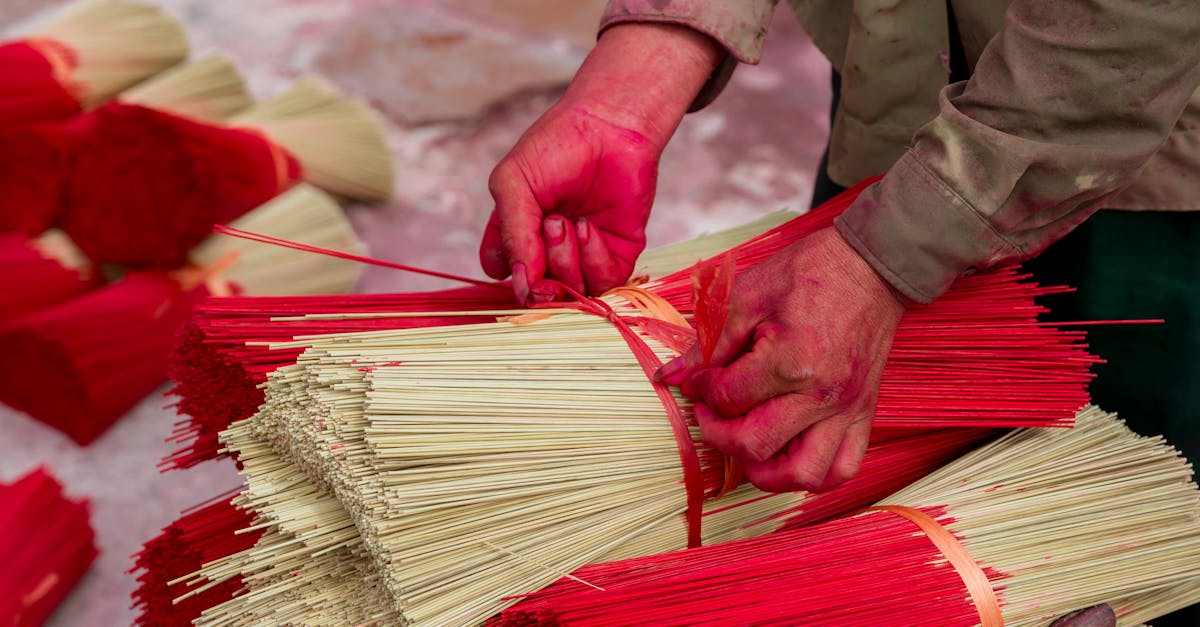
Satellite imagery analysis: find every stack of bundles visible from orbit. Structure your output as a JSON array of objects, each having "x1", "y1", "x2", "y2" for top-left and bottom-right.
[
  {"x1": 0, "y1": 0, "x2": 187, "y2": 126},
  {"x1": 0, "y1": 467, "x2": 97, "y2": 625},
  {"x1": 0, "y1": 0, "x2": 389, "y2": 442},
  {"x1": 134, "y1": 184, "x2": 1124, "y2": 625},
  {"x1": 495, "y1": 407, "x2": 1200, "y2": 626},
  {"x1": 0, "y1": 0, "x2": 188, "y2": 236}
]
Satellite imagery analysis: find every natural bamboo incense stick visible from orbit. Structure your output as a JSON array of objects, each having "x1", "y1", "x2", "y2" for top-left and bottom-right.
[
  {"x1": 495, "y1": 406, "x2": 1200, "y2": 627},
  {"x1": 189, "y1": 184, "x2": 367, "y2": 296},
  {"x1": 119, "y1": 54, "x2": 252, "y2": 121},
  {"x1": 229, "y1": 77, "x2": 394, "y2": 202},
  {"x1": 26, "y1": 0, "x2": 188, "y2": 108},
  {"x1": 0, "y1": 467, "x2": 97, "y2": 625}
]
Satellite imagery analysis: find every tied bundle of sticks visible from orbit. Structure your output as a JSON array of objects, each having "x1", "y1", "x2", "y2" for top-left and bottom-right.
[
  {"x1": 0, "y1": 45, "x2": 246, "y2": 238},
  {"x1": 0, "y1": 0, "x2": 187, "y2": 126},
  {"x1": 57, "y1": 76, "x2": 392, "y2": 268},
  {"x1": 0, "y1": 467, "x2": 97, "y2": 626},
  {"x1": 0, "y1": 185, "x2": 367, "y2": 444},
  {"x1": 495, "y1": 406, "x2": 1200, "y2": 626},
  {"x1": 141, "y1": 185, "x2": 1136, "y2": 625}
]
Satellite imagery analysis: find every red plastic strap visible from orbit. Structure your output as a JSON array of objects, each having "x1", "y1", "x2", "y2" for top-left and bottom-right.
[
  {"x1": 691, "y1": 255, "x2": 742, "y2": 497},
  {"x1": 556, "y1": 283, "x2": 706, "y2": 548}
]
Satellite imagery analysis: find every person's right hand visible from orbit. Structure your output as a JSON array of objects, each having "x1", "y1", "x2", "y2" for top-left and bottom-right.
[
  {"x1": 480, "y1": 23, "x2": 722, "y2": 304},
  {"x1": 480, "y1": 101, "x2": 660, "y2": 302}
]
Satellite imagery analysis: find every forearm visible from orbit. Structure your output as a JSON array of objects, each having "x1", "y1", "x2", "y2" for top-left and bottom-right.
[
  {"x1": 563, "y1": 23, "x2": 722, "y2": 149},
  {"x1": 837, "y1": 0, "x2": 1200, "y2": 303}
]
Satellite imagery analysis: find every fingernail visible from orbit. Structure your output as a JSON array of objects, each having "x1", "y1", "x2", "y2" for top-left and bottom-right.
[
  {"x1": 544, "y1": 216, "x2": 565, "y2": 245},
  {"x1": 512, "y1": 262, "x2": 530, "y2": 304},
  {"x1": 575, "y1": 218, "x2": 589, "y2": 244},
  {"x1": 655, "y1": 358, "x2": 683, "y2": 383}
]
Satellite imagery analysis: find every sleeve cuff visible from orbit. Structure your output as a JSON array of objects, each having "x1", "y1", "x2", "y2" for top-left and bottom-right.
[
  {"x1": 833, "y1": 152, "x2": 1021, "y2": 304},
  {"x1": 600, "y1": 1, "x2": 773, "y2": 65}
]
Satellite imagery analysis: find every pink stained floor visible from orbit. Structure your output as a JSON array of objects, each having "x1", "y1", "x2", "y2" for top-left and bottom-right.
[{"x1": 0, "y1": 1, "x2": 831, "y2": 624}]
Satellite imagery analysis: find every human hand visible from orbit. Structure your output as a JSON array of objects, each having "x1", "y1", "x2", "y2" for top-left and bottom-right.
[
  {"x1": 480, "y1": 23, "x2": 721, "y2": 304},
  {"x1": 1049, "y1": 604, "x2": 1116, "y2": 627},
  {"x1": 657, "y1": 227, "x2": 906, "y2": 492}
]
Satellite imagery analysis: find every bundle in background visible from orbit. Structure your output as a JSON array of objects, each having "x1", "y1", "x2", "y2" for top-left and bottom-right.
[
  {"x1": 187, "y1": 183, "x2": 368, "y2": 296},
  {"x1": 0, "y1": 230, "x2": 98, "y2": 322},
  {"x1": 0, "y1": 271, "x2": 210, "y2": 444},
  {"x1": 57, "y1": 76, "x2": 391, "y2": 268},
  {"x1": 118, "y1": 54, "x2": 252, "y2": 122},
  {"x1": 0, "y1": 467, "x2": 97, "y2": 626},
  {"x1": 495, "y1": 406, "x2": 1200, "y2": 627},
  {"x1": 0, "y1": 0, "x2": 187, "y2": 126},
  {"x1": 0, "y1": 116, "x2": 90, "y2": 236}
]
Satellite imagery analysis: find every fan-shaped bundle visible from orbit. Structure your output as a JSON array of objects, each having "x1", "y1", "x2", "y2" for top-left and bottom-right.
[
  {"x1": 131, "y1": 491, "x2": 263, "y2": 627},
  {"x1": 494, "y1": 406, "x2": 1200, "y2": 626},
  {"x1": 0, "y1": 271, "x2": 210, "y2": 444},
  {"x1": 227, "y1": 77, "x2": 394, "y2": 202},
  {"x1": 0, "y1": 230, "x2": 97, "y2": 322},
  {"x1": 0, "y1": 0, "x2": 187, "y2": 126},
  {"x1": 188, "y1": 184, "x2": 368, "y2": 296},
  {"x1": 119, "y1": 54, "x2": 252, "y2": 122},
  {"x1": 57, "y1": 101, "x2": 302, "y2": 267},
  {"x1": 0, "y1": 466, "x2": 97, "y2": 626}
]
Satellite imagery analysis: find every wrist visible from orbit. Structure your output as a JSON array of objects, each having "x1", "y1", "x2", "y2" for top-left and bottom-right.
[
  {"x1": 563, "y1": 23, "x2": 721, "y2": 149},
  {"x1": 814, "y1": 227, "x2": 910, "y2": 311}
]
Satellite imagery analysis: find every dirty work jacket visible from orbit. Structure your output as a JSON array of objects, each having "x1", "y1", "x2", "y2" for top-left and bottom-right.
[{"x1": 601, "y1": 0, "x2": 1200, "y2": 302}]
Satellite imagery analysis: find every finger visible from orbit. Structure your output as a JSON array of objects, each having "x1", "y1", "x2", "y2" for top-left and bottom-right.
[
  {"x1": 697, "y1": 394, "x2": 828, "y2": 462},
  {"x1": 741, "y1": 417, "x2": 850, "y2": 493},
  {"x1": 813, "y1": 414, "x2": 872, "y2": 491},
  {"x1": 656, "y1": 311, "x2": 759, "y2": 388},
  {"x1": 1049, "y1": 605, "x2": 1116, "y2": 627},
  {"x1": 576, "y1": 218, "x2": 629, "y2": 295},
  {"x1": 528, "y1": 277, "x2": 565, "y2": 304},
  {"x1": 689, "y1": 343, "x2": 810, "y2": 418},
  {"x1": 543, "y1": 215, "x2": 584, "y2": 294},
  {"x1": 479, "y1": 211, "x2": 509, "y2": 280},
  {"x1": 488, "y1": 164, "x2": 547, "y2": 301}
]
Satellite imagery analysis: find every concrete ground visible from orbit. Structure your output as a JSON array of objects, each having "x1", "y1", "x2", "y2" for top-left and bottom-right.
[{"x1": 0, "y1": 1, "x2": 830, "y2": 624}]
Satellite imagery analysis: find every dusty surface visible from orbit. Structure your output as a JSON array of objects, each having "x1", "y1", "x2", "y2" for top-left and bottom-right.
[{"x1": 0, "y1": 1, "x2": 830, "y2": 624}]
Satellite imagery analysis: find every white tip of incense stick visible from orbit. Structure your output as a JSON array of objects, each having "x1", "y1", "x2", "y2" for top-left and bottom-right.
[
  {"x1": 120, "y1": 54, "x2": 252, "y2": 121},
  {"x1": 229, "y1": 77, "x2": 395, "y2": 203},
  {"x1": 635, "y1": 209, "x2": 797, "y2": 280},
  {"x1": 32, "y1": 229, "x2": 92, "y2": 277},
  {"x1": 31, "y1": 0, "x2": 189, "y2": 107},
  {"x1": 190, "y1": 184, "x2": 367, "y2": 296}
]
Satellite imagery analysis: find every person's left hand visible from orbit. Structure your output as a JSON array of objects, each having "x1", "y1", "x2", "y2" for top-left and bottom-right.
[{"x1": 656, "y1": 226, "x2": 906, "y2": 493}]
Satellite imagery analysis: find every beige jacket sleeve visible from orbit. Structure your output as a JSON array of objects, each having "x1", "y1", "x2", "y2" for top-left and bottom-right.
[
  {"x1": 600, "y1": 0, "x2": 778, "y2": 110},
  {"x1": 836, "y1": 1, "x2": 1200, "y2": 303}
]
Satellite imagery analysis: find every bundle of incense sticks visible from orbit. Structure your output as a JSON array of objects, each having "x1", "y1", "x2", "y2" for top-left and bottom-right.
[
  {"x1": 0, "y1": 0, "x2": 187, "y2": 125},
  {"x1": 130, "y1": 491, "x2": 263, "y2": 627},
  {"x1": 56, "y1": 76, "x2": 391, "y2": 268},
  {"x1": 0, "y1": 271, "x2": 210, "y2": 444},
  {"x1": 118, "y1": 54, "x2": 252, "y2": 122},
  {"x1": 0, "y1": 230, "x2": 97, "y2": 322},
  {"x1": 0, "y1": 467, "x2": 97, "y2": 626},
  {"x1": 162, "y1": 183, "x2": 1097, "y2": 472},
  {"x1": 0, "y1": 116, "x2": 90, "y2": 236},
  {"x1": 494, "y1": 406, "x2": 1200, "y2": 627},
  {"x1": 188, "y1": 184, "x2": 368, "y2": 296},
  {"x1": 136, "y1": 425, "x2": 988, "y2": 624}
]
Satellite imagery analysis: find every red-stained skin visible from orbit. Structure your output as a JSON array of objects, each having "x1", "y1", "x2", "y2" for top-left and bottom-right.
[
  {"x1": 480, "y1": 105, "x2": 659, "y2": 303},
  {"x1": 657, "y1": 227, "x2": 906, "y2": 493}
]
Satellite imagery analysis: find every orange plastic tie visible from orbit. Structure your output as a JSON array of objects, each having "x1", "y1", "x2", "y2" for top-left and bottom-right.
[{"x1": 868, "y1": 505, "x2": 1004, "y2": 627}]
